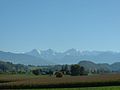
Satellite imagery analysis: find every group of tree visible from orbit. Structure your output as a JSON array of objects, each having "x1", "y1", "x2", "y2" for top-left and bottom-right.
[
  {"x1": 0, "y1": 60, "x2": 29, "y2": 74},
  {"x1": 0, "y1": 61, "x2": 114, "y2": 77},
  {"x1": 0, "y1": 60, "x2": 110, "y2": 77},
  {"x1": 71, "y1": 64, "x2": 85, "y2": 76},
  {"x1": 31, "y1": 64, "x2": 86, "y2": 77}
]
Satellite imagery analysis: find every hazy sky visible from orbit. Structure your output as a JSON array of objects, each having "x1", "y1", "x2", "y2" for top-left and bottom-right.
[{"x1": 0, "y1": 0, "x2": 120, "y2": 52}]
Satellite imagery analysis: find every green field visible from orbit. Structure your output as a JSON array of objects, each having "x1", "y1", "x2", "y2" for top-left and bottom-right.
[
  {"x1": 38, "y1": 86, "x2": 120, "y2": 90},
  {"x1": 0, "y1": 74, "x2": 120, "y2": 89},
  {"x1": 17, "y1": 86, "x2": 120, "y2": 90}
]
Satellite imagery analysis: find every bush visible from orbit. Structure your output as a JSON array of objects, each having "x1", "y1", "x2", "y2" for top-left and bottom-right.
[
  {"x1": 32, "y1": 69, "x2": 42, "y2": 75},
  {"x1": 55, "y1": 71, "x2": 63, "y2": 78}
]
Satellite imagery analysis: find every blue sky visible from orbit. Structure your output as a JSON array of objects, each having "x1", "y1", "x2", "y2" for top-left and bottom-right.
[{"x1": 0, "y1": 0, "x2": 120, "y2": 52}]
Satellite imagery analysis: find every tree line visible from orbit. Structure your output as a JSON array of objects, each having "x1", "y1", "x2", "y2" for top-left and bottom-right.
[
  {"x1": 32, "y1": 64, "x2": 86, "y2": 77},
  {"x1": 0, "y1": 60, "x2": 112, "y2": 77}
]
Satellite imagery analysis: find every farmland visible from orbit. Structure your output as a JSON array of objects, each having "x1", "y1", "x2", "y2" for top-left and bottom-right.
[
  {"x1": 32, "y1": 86, "x2": 120, "y2": 90},
  {"x1": 0, "y1": 74, "x2": 120, "y2": 89},
  {"x1": 33, "y1": 86, "x2": 120, "y2": 90}
]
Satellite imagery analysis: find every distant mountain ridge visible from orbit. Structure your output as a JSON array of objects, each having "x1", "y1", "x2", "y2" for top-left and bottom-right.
[
  {"x1": 0, "y1": 51, "x2": 53, "y2": 65},
  {"x1": 0, "y1": 49, "x2": 120, "y2": 66},
  {"x1": 25, "y1": 49, "x2": 120, "y2": 64}
]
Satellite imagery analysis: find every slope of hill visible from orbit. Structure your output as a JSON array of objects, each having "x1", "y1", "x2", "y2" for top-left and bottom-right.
[
  {"x1": 78, "y1": 61, "x2": 98, "y2": 70},
  {"x1": 111, "y1": 62, "x2": 120, "y2": 71},
  {"x1": 78, "y1": 61, "x2": 120, "y2": 72}
]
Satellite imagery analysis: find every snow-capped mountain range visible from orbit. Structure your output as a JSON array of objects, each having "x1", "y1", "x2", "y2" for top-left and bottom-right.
[
  {"x1": 25, "y1": 49, "x2": 120, "y2": 64},
  {"x1": 0, "y1": 48, "x2": 120, "y2": 65}
]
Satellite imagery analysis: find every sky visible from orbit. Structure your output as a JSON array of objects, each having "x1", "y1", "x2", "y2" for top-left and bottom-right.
[{"x1": 0, "y1": 0, "x2": 120, "y2": 53}]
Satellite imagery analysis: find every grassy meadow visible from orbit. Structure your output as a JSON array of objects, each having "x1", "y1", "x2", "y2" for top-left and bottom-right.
[
  {"x1": 8, "y1": 86, "x2": 120, "y2": 90},
  {"x1": 0, "y1": 74, "x2": 120, "y2": 89},
  {"x1": 33, "y1": 86, "x2": 120, "y2": 90}
]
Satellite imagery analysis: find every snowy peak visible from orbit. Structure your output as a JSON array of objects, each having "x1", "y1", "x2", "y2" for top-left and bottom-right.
[
  {"x1": 25, "y1": 49, "x2": 41, "y2": 57},
  {"x1": 64, "y1": 48, "x2": 80, "y2": 56},
  {"x1": 43, "y1": 49, "x2": 55, "y2": 55},
  {"x1": 39, "y1": 49, "x2": 57, "y2": 57},
  {"x1": 25, "y1": 49, "x2": 57, "y2": 58}
]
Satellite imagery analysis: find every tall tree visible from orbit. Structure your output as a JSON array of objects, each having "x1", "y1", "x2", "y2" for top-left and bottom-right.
[
  {"x1": 71, "y1": 64, "x2": 80, "y2": 76},
  {"x1": 80, "y1": 66, "x2": 85, "y2": 75}
]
